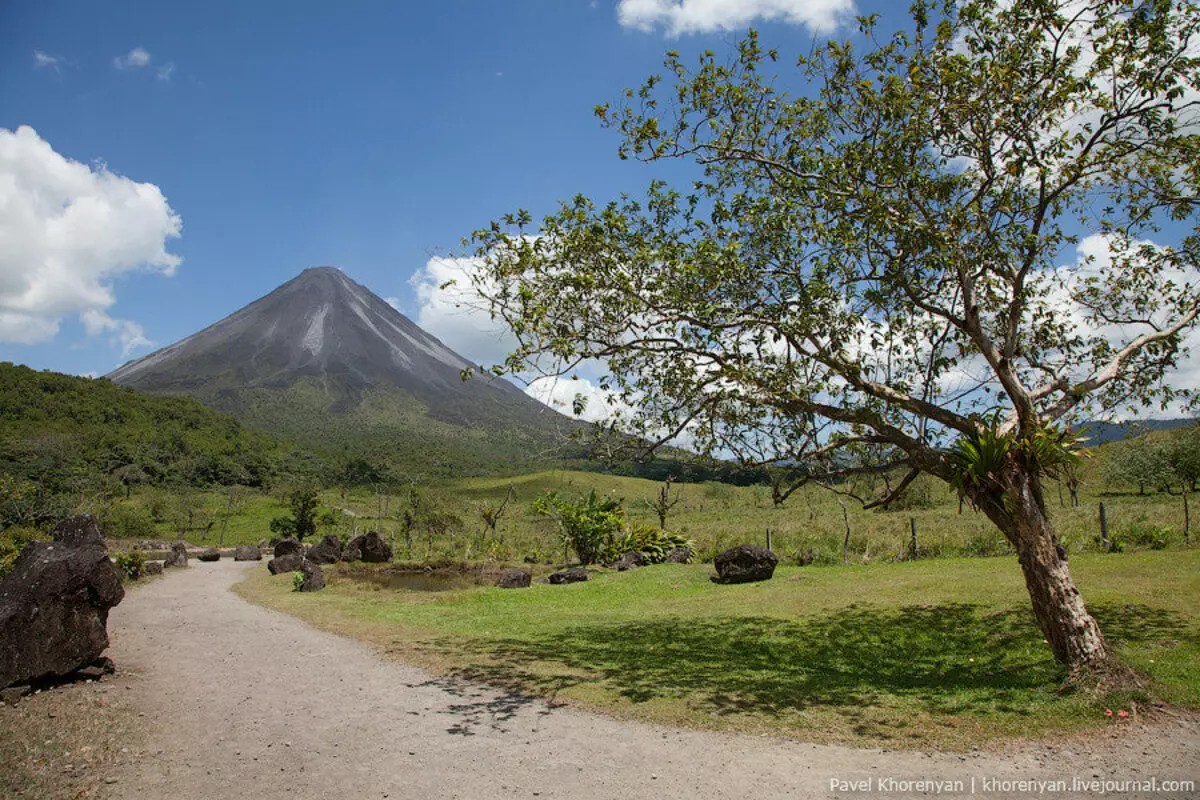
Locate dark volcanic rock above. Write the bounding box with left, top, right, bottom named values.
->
left=307, top=534, right=343, bottom=565
left=0, top=516, right=125, bottom=689
left=666, top=546, right=693, bottom=564
left=54, top=516, right=105, bottom=547
left=610, top=551, right=646, bottom=571
left=163, top=542, right=188, bottom=568
left=497, top=569, right=531, bottom=589
left=341, top=542, right=362, bottom=562
left=268, top=553, right=307, bottom=575
left=274, top=538, right=304, bottom=558
left=346, top=532, right=391, bottom=563
left=548, top=567, right=590, bottom=585
left=712, top=544, right=778, bottom=584
left=234, top=545, right=262, bottom=562
left=198, top=548, right=220, bottom=562
left=143, top=561, right=164, bottom=575
left=298, top=561, right=325, bottom=592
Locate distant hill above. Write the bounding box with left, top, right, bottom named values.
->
left=108, top=267, right=583, bottom=477
left=1078, top=418, right=1197, bottom=446
left=0, top=362, right=300, bottom=492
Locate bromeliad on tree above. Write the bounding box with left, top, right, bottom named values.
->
left=468, top=0, right=1199, bottom=678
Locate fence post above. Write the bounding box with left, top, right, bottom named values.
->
left=1099, top=502, right=1109, bottom=550
left=766, top=527, right=773, bottom=552
left=1184, top=493, right=1191, bottom=542
left=910, top=518, right=918, bottom=560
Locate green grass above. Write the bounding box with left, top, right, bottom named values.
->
left=235, top=549, right=1200, bottom=750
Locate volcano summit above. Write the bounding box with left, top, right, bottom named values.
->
left=109, top=267, right=571, bottom=474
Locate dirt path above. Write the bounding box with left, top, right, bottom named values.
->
left=104, top=561, right=1199, bottom=799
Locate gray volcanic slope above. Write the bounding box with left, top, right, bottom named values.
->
left=107, top=266, right=554, bottom=431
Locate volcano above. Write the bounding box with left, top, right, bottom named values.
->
left=108, top=267, right=571, bottom=474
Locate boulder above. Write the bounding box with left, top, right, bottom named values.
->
left=0, top=516, right=124, bottom=689
left=274, top=538, right=304, bottom=558
left=666, top=546, right=693, bottom=564
left=268, top=553, right=306, bottom=575
left=345, top=532, right=391, bottom=563
left=610, top=551, right=646, bottom=571
left=298, top=561, right=325, bottom=592
left=234, top=545, right=262, bottom=562
left=198, top=548, right=220, bottom=562
left=548, top=567, right=589, bottom=585
left=307, top=534, right=343, bottom=565
left=497, top=569, right=531, bottom=589
left=712, top=544, right=778, bottom=584
left=341, top=542, right=362, bottom=562
left=163, top=542, right=188, bottom=568
left=143, top=561, right=164, bottom=576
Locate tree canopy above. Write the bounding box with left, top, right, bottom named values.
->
left=469, top=0, right=1199, bottom=672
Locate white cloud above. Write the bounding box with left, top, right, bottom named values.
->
left=409, top=255, right=520, bottom=367
left=156, top=63, right=175, bottom=82
left=617, top=0, right=855, bottom=35
left=33, top=51, right=61, bottom=69
left=112, top=47, right=152, bottom=70
left=80, top=309, right=153, bottom=356
left=0, top=126, right=181, bottom=352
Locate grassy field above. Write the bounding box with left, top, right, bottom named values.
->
left=235, top=549, right=1200, bottom=750
left=101, top=464, right=1197, bottom=572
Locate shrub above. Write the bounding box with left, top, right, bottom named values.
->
left=292, top=570, right=305, bottom=592
left=533, top=489, right=625, bottom=565
left=114, top=550, right=146, bottom=581
left=99, top=503, right=156, bottom=539
left=0, top=525, right=40, bottom=578
left=604, top=522, right=693, bottom=564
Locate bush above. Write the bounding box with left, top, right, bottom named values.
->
left=533, top=489, right=625, bottom=565
left=604, top=522, right=693, bottom=564
left=0, top=525, right=40, bottom=578
left=114, top=550, right=146, bottom=581
left=99, top=503, right=156, bottom=539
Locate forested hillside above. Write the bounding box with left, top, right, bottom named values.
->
left=0, top=362, right=305, bottom=495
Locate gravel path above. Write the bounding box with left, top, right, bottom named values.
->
left=105, top=561, right=1199, bottom=799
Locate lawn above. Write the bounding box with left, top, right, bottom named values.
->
left=235, top=549, right=1200, bottom=750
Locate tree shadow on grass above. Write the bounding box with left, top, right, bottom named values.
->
left=433, top=602, right=1195, bottom=733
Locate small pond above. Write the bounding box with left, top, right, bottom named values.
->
left=350, top=567, right=505, bottom=593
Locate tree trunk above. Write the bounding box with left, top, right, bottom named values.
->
left=971, top=460, right=1109, bottom=671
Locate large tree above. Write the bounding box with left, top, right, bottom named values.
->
left=470, top=0, right=1199, bottom=675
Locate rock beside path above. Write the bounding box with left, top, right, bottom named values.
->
left=497, top=569, right=531, bottom=588
left=268, top=553, right=306, bottom=575
left=298, top=561, right=326, bottom=592
left=549, top=567, right=590, bottom=585
left=610, top=551, right=646, bottom=571
left=0, top=516, right=124, bottom=689
left=307, top=534, right=342, bottom=565
left=345, top=532, right=391, bottom=563
left=273, top=538, right=304, bottom=558
left=162, top=542, right=188, bottom=568
left=198, top=548, right=220, bottom=562
left=712, top=544, right=778, bottom=584
left=233, top=545, right=261, bottom=562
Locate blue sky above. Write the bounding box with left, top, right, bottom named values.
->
left=1, top=0, right=1197, bottom=423
left=0, top=0, right=868, bottom=379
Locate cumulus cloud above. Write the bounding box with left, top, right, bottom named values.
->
left=0, top=125, right=181, bottom=352
left=409, top=255, right=520, bottom=367
left=617, top=0, right=855, bottom=35
left=112, top=47, right=152, bottom=70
